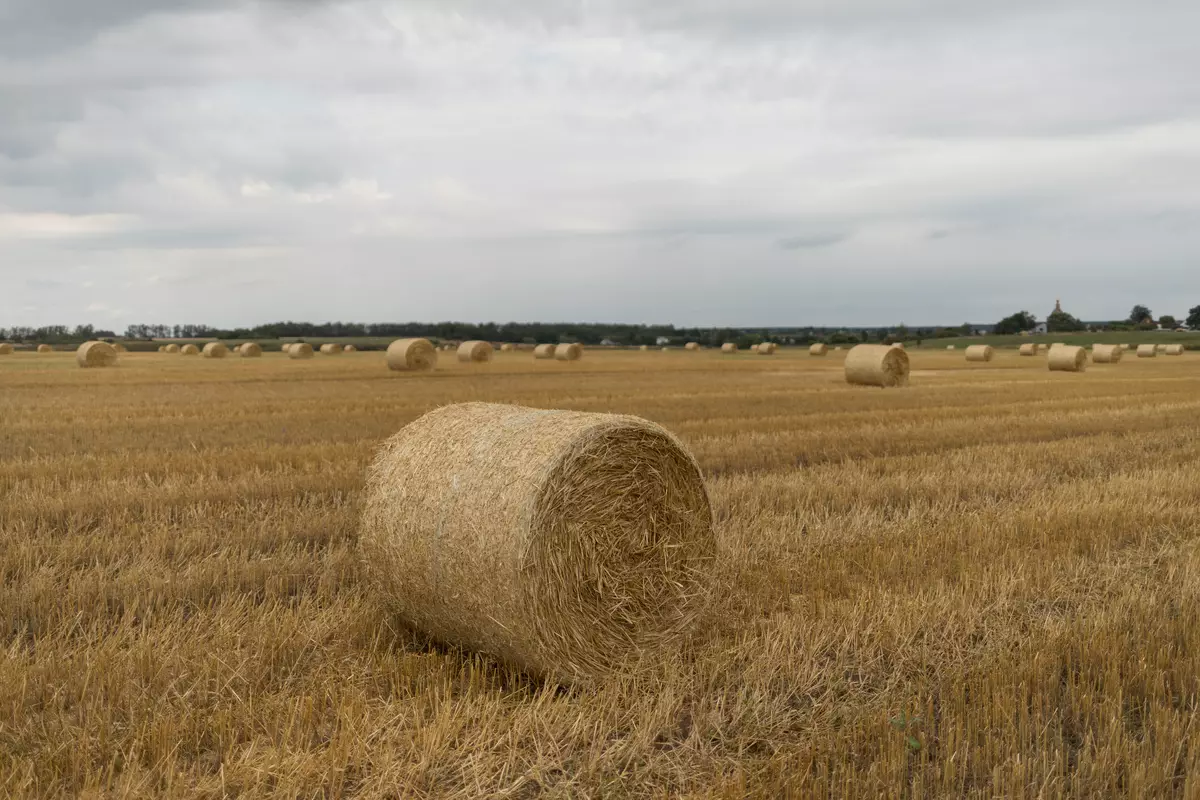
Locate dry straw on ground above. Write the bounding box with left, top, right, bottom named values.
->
left=202, top=343, right=229, bottom=359
left=320, top=344, right=343, bottom=355
left=239, top=343, right=263, bottom=358
left=288, top=343, right=314, bottom=360
left=721, top=343, right=738, bottom=354
left=75, top=341, right=118, bottom=368
left=1019, top=343, right=1037, bottom=356
left=534, top=344, right=557, bottom=359
left=1137, top=345, right=1157, bottom=358
left=1165, top=344, right=1185, bottom=356
left=359, top=402, right=715, bottom=682
left=685, top=342, right=700, bottom=351
left=37, top=345, right=52, bottom=353
left=385, top=339, right=437, bottom=372
left=1092, top=344, right=1122, bottom=363
left=845, top=344, right=910, bottom=388
left=458, top=340, right=494, bottom=363
left=554, top=343, right=583, bottom=361
left=809, top=343, right=828, bottom=356
left=966, top=345, right=995, bottom=362
left=1048, top=345, right=1087, bottom=372
left=180, top=344, right=199, bottom=356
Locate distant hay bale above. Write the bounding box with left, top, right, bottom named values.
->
left=750, top=344, right=759, bottom=353
left=76, top=341, right=118, bottom=368
left=386, top=338, right=437, bottom=372
left=965, top=345, right=995, bottom=362
left=661, top=347, right=669, bottom=352
left=458, top=340, right=494, bottom=363
left=845, top=344, right=910, bottom=388
left=202, top=342, right=229, bottom=359
left=1164, top=344, right=1185, bottom=356
left=639, top=345, right=649, bottom=351
left=0, top=343, right=13, bottom=355
left=555, top=343, right=583, bottom=361
left=757, top=343, right=777, bottom=355
left=157, top=345, right=165, bottom=353
left=500, top=344, right=515, bottom=352
left=1136, top=344, right=1157, bottom=358
left=1092, top=344, right=1122, bottom=363
left=946, top=345, right=956, bottom=350
left=240, top=342, right=263, bottom=358
left=1018, top=343, right=1037, bottom=356
left=320, top=343, right=343, bottom=355
left=809, top=343, right=828, bottom=356
left=165, top=344, right=180, bottom=354
left=1036, top=344, right=1048, bottom=353
left=37, top=344, right=53, bottom=353
left=359, top=402, right=715, bottom=682
left=685, top=342, right=700, bottom=351
left=721, top=343, right=738, bottom=354
left=289, top=343, right=314, bottom=359
left=180, top=344, right=199, bottom=356
left=344, top=344, right=358, bottom=353
left=834, top=346, right=843, bottom=351
left=232, top=344, right=242, bottom=353
left=534, top=344, right=557, bottom=360
left=1048, top=345, right=1087, bottom=372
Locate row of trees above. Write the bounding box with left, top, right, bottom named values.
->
left=996, top=305, right=1199, bottom=335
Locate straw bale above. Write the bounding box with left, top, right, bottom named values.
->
left=0, top=343, right=13, bottom=355
left=500, top=344, right=515, bottom=352
left=809, top=343, right=828, bottom=356
left=344, top=344, right=358, bottom=353
left=201, top=342, right=229, bottom=359
left=685, top=342, right=700, bottom=351
left=845, top=344, right=910, bottom=388
left=639, top=345, right=649, bottom=351
left=180, top=344, right=199, bottom=356
left=750, top=344, right=759, bottom=353
left=554, top=343, right=583, bottom=361
left=534, top=344, right=557, bottom=360
left=1164, top=344, right=1185, bottom=356
left=239, top=342, right=263, bottom=358
left=458, top=340, right=494, bottom=363
left=289, top=342, right=314, bottom=359
left=386, top=338, right=437, bottom=372
left=1018, top=343, right=1037, bottom=356
left=1091, top=344, right=1122, bottom=363
left=320, top=343, right=343, bottom=355
left=165, top=344, right=180, bottom=354
left=76, top=341, right=117, bottom=368
left=38, top=344, right=53, bottom=353
left=359, top=402, right=715, bottom=682
left=1136, top=344, right=1157, bottom=358
left=1048, top=345, right=1087, bottom=372
left=721, top=343, right=738, bottom=354
left=113, top=343, right=127, bottom=353
left=757, top=342, right=777, bottom=355
left=965, top=345, right=995, bottom=362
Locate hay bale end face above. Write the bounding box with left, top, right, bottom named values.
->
left=1136, top=344, right=1157, bottom=358
left=721, top=343, right=738, bottom=354
left=386, top=338, right=437, bottom=372
left=165, top=344, right=181, bottom=354
left=845, top=344, right=910, bottom=388
left=240, top=342, right=263, bottom=358
left=1092, top=344, right=1122, bottom=363
left=180, top=344, right=199, bottom=356
left=1048, top=345, right=1087, bottom=372
left=554, top=343, right=583, bottom=361
left=0, top=343, right=14, bottom=355
left=534, top=344, right=557, bottom=360
left=1018, top=343, right=1037, bottom=356
left=965, top=345, right=995, bottom=362
left=359, top=402, right=715, bottom=682
left=289, top=342, right=315, bottom=359
left=37, top=344, right=53, bottom=353
left=457, top=340, right=494, bottom=363
left=1164, top=344, right=1185, bottom=356
left=809, top=343, right=828, bottom=357
left=76, top=341, right=118, bottom=368
left=202, top=342, right=229, bottom=359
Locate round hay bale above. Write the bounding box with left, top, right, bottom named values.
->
left=721, top=343, right=738, bottom=354
left=1092, top=344, right=1122, bottom=363
left=1118, top=344, right=1130, bottom=352
left=37, top=344, right=53, bottom=354
left=1136, top=344, right=1157, bottom=358
left=157, top=345, right=166, bottom=353
left=965, top=345, right=995, bottom=362
left=1018, top=343, right=1037, bottom=356
left=359, top=402, right=715, bottom=682
left=834, top=346, right=843, bottom=351
left=457, top=340, right=494, bottom=363
left=232, top=344, right=242, bottom=353
left=1036, top=344, right=1049, bottom=353
left=289, top=343, right=314, bottom=360
left=344, top=344, right=358, bottom=353
left=112, top=343, right=127, bottom=353
left=386, top=338, right=437, bottom=372
left=554, top=343, right=583, bottom=361
left=202, top=342, right=229, bottom=359
left=0, top=343, right=14, bottom=355
left=946, top=345, right=956, bottom=350
left=180, top=344, right=199, bottom=356
left=240, top=342, right=263, bottom=358
left=757, top=342, right=777, bottom=355
left=500, top=343, right=515, bottom=352
left=809, top=343, right=828, bottom=357
left=76, top=341, right=117, bottom=368
left=750, top=344, right=759, bottom=353
left=890, top=343, right=905, bottom=351
left=1048, top=345, right=1087, bottom=372
left=165, top=344, right=181, bottom=354
left=1155, top=344, right=1168, bottom=353
left=661, top=347, right=669, bottom=352
left=534, top=344, right=557, bottom=360
left=320, top=343, right=343, bottom=355
left=684, top=342, right=700, bottom=351
left=845, top=344, right=910, bottom=388
left=639, top=345, right=649, bottom=351
left=1164, top=344, right=1185, bottom=356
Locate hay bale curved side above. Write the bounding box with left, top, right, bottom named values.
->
left=554, top=343, right=583, bottom=361
left=1164, top=344, right=1185, bottom=356
left=240, top=342, right=263, bottom=358
left=320, top=343, right=343, bottom=355
left=289, top=343, right=314, bottom=360
left=809, top=343, right=828, bottom=356
left=534, top=344, right=556, bottom=359
left=359, top=403, right=715, bottom=682
left=1018, top=343, right=1037, bottom=356
left=757, top=343, right=777, bottom=356
left=965, top=345, right=995, bottom=362
left=180, top=344, right=199, bottom=356
left=1048, top=345, right=1087, bottom=372
left=500, top=344, right=514, bottom=352
left=1155, top=344, right=1168, bottom=353
left=1092, top=344, right=1122, bottom=363
left=386, top=338, right=437, bottom=371
left=0, top=343, right=13, bottom=355
left=845, top=344, right=910, bottom=387
left=1036, top=343, right=1049, bottom=353
left=1136, top=344, right=1157, bottom=358
left=750, top=344, right=759, bottom=353
left=202, top=342, right=228, bottom=359
left=457, top=340, right=494, bottom=363
left=38, top=344, right=53, bottom=354
left=344, top=344, right=358, bottom=353
left=684, top=342, right=700, bottom=351
left=164, top=344, right=180, bottom=354
left=721, top=343, right=737, bottom=354
left=112, top=343, right=127, bottom=353
left=76, top=341, right=118, bottom=368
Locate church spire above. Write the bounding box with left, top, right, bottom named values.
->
left=1054, top=298, right=1062, bottom=313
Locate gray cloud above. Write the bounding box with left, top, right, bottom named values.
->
left=777, top=233, right=849, bottom=250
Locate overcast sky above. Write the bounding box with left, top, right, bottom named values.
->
left=2, top=0, right=1198, bottom=329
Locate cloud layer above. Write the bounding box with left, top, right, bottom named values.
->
left=2, top=0, right=1199, bottom=328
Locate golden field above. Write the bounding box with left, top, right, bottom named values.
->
left=2, top=347, right=1199, bottom=798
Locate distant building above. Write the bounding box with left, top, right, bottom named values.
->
left=655, top=336, right=670, bottom=346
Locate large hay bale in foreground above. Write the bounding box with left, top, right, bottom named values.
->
left=684, top=342, right=700, bottom=351
left=1136, top=344, right=1157, bottom=358
left=534, top=344, right=556, bottom=359
left=1018, top=343, right=1037, bottom=356
left=386, top=338, right=437, bottom=372
left=721, top=343, right=738, bottom=354
left=1092, top=344, right=1122, bottom=363
left=809, top=343, right=828, bottom=356
left=202, top=342, right=229, bottom=359
left=458, top=340, right=494, bottom=363
left=320, top=343, right=343, bottom=355
left=289, top=343, right=314, bottom=359
left=359, top=402, right=715, bottom=682
left=1164, top=344, right=1185, bottom=356
left=845, top=344, right=909, bottom=387
left=240, top=342, right=263, bottom=358
left=38, top=344, right=53, bottom=353
left=1048, top=345, right=1087, bottom=372
left=180, top=344, right=199, bottom=356
left=554, top=343, right=583, bottom=361
left=965, top=345, right=995, bottom=362
left=76, top=341, right=117, bottom=368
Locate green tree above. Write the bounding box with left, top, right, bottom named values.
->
left=1187, top=305, right=1200, bottom=330
left=994, top=311, right=1038, bottom=335
left=1129, top=304, right=1153, bottom=325
left=1047, top=308, right=1085, bottom=332
left=1159, top=315, right=1177, bottom=329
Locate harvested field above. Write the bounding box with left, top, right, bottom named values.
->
left=2, top=348, right=1200, bottom=797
